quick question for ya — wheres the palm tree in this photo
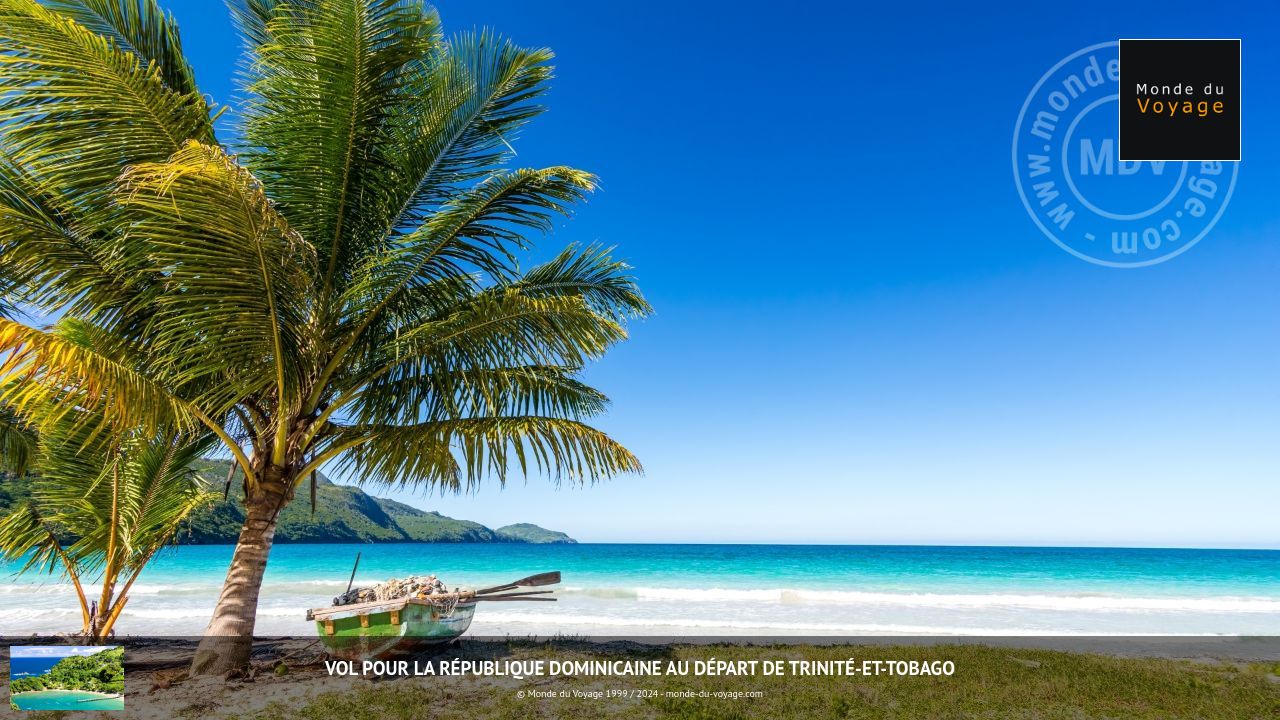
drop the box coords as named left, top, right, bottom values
left=0, top=393, right=215, bottom=642
left=0, top=0, right=648, bottom=673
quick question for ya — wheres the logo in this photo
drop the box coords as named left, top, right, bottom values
left=1012, top=42, right=1237, bottom=267
left=1119, top=39, right=1240, bottom=161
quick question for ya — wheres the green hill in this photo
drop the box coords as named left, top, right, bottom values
left=496, top=523, right=577, bottom=544
left=0, top=464, right=574, bottom=545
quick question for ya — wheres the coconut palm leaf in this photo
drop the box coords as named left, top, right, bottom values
left=0, top=0, right=213, bottom=207
left=332, top=416, right=641, bottom=493
left=235, top=0, right=442, bottom=299
left=40, top=0, right=202, bottom=97
left=113, top=142, right=318, bottom=405
left=385, top=29, right=556, bottom=231
left=0, top=147, right=145, bottom=323
left=0, top=272, right=33, bottom=474
left=38, top=423, right=215, bottom=573
left=0, top=317, right=192, bottom=435
left=0, top=501, right=65, bottom=575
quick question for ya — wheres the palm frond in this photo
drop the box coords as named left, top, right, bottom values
left=0, top=0, right=213, bottom=206
left=50, top=429, right=215, bottom=568
left=41, top=0, right=203, bottom=97
left=0, top=149, right=127, bottom=317
left=511, top=244, right=653, bottom=321
left=0, top=317, right=191, bottom=436
left=236, top=0, right=441, bottom=299
left=335, top=416, right=641, bottom=493
left=348, top=363, right=613, bottom=439
left=343, top=291, right=626, bottom=425
left=380, top=29, right=555, bottom=236
left=225, top=0, right=286, bottom=49
left=0, top=502, right=65, bottom=576
left=115, top=141, right=317, bottom=407
left=338, top=166, right=599, bottom=341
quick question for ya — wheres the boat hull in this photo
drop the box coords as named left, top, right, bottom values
left=313, top=599, right=476, bottom=659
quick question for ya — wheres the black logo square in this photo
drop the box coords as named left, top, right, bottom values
left=1119, top=39, right=1240, bottom=161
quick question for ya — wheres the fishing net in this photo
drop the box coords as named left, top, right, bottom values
left=331, top=575, right=449, bottom=606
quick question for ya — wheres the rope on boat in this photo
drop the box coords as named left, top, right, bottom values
left=433, top=593, right=459, bottom=618
left=333, top=575, right=450, bottom=606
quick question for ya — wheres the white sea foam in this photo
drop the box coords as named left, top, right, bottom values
left=6, top=573, right=1279, bottom=637
left=125, top=606, right=308, bottom=620
left=605, top=587, right=1280, bottom=613
left=0, top=607, right=79, bottom=619
left=125, top=608, right=214, bottom=620
left=472, top=611, right=1208, bottom=636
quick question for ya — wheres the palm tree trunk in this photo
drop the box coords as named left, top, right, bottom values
left=98, top=562, right=146, bottom=640
left=189, top=469, right=292, bottom=675
left=56, top=547, right=92, bottom=636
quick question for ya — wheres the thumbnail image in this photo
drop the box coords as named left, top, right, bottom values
left=9, top=646, right=123, bottom=712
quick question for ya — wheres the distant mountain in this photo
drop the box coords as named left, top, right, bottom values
left=0, top=463, right=575, bottom=545
left=496, top=523, right=577, bottom=544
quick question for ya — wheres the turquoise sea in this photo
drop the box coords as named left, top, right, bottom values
left=2, top=544, right=1278, bottom=636
left=10, top=689, right=124, bottom=711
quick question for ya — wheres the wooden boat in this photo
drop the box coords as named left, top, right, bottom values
left=307, top=594, right=478, bottom=659
left=306, top=571, right=559, bottom=659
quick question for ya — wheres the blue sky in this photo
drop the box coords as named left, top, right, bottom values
left=10, top=646, right=108, bottom=658
left=165, top=1, right=1278, bottom=547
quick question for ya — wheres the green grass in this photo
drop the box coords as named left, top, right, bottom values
left=242, top=642, right=1280, bottom=720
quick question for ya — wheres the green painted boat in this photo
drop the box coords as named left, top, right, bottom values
left=307, top=571, right=560, bottom=659
left=307, top=596, right=477, bottom=659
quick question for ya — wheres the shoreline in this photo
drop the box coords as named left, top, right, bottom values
left=11, top=689, right=124, bottom=698
left=7, top=632, right=1280, bottom=661
left=110, top=541, right=1280, bottom=550
left=9, top=633, right=1280, bottom=662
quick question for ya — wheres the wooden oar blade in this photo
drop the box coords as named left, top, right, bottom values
left=517, top=571, right=561, bottom=587
left=475, top=571, right=561, bottom=595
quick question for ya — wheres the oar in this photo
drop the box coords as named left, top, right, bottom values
left=473, top=590, right=554, bottom=599
left=474, top=571, right=561, bottom=596
left=346, top=552, right=362, bottom=593
left=474, top=595, right=557, bottom=602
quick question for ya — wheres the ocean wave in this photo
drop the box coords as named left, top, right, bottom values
left=0, top=607, right=79, bottom=620
left=126, top=605, right=306, bottom=620
left=592, top=588, right=1280, bottom=613
left=1, top=579, right=353, bottom=598
left=473, top=611, right=1199, bottom=636
left=0, top=582, right=218, bottom=596
left=0, top=583, right=79, bottom=594
left=560, top=586, right=642, bottom=600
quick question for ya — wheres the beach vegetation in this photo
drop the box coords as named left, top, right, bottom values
left=0, top=399, right=215, bottom=640
left=0, top=0, right=646, bottom=673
